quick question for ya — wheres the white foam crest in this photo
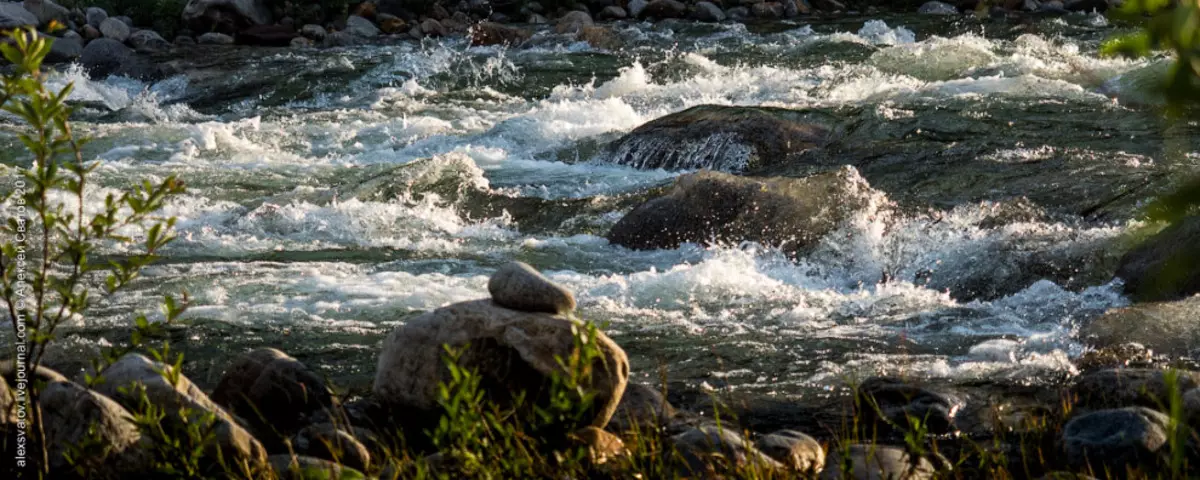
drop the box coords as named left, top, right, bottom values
left=855, top=20, right=917, bottom=46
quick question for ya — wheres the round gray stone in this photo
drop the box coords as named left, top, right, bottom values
left=488, top=261, right=576, bottom=314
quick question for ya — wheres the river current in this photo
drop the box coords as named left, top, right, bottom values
left=9, top=13, right=1196, bottom=402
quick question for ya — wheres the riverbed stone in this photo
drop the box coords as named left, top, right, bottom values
left=855, top=377, right=963, bottom=435
left=819, top=444, right=936, bottom=479
left=183, top=0, right=273, bottom=33
left=300, top=23, right=326, bottom=41
left=98, top=17, right=129, bottom=42
left=23, top=0, right=67, bottom=27
left=488, top=261, right=575, bottom=314
left=345, top=15, right=379, bottom=37
left=211, top=347, right=335, bottom=437
left=693, top=1, right=726, bottom=21
left=85, top=6, right=106, bottom=27
left=373, top=299, right=629, bottom=432
left=640, top=0, right=688, bottom=18
left=918, top=0, right=959, bottom=14
left=377, top=13, right=404, bottom=34
left=752, top=2, right=785, bottom=18
left=606, top=382, right=676, bottom=432
left=128, top=29, right=170, bottom=52
left=268, top=454, right=365, bottom=480
left=1081, top=296, right=1200, bottom=357
left=94, top=353, right=269, bottom=469
left=419, top=18, right=447, bottom=37
left=197, top=32, right=235, bottom=45
left=674, top=425, right=785, bottom=474
left=0, top=3, right=36, bottom=29
left=606, top=167, right=877, bottom=256
left=603, top=105, right=828, bottom=172
left=555, top=10, right=592, bottom=34
left=1062, top=407, right=1169, bottom=473
left=598, top=5, right=628, bottom=19
left=44, top=31, right=82, bottom=62
left=290, top=36, right=313, bottom=47
left=80, top=37, right=159, bottom=79
left=291, top=423, right=372, bottom=472
left=1117, top=216, right=1200, bottom=302
left=757, top=429, right=825, bottom=474
left=469, top=21, right=530, bottom=46
left=1070, top=368, right=1200, bottom=411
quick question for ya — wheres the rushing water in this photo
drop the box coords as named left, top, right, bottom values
left=5, top=13, right=1197, bottom=402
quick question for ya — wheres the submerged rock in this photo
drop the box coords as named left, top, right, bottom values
left=606, top=167, right=878, bottom=255
left=756, top=429, right=826, bottom=474
left=1081, top=296, right=1200, bottom=357
left=373, top=299, right=629, bottom=431
left=1117, top=216, right=1200, bottom=302
left=819, top=444, right=937, bottom=479
left=488, top=261, right=576, bottom=314
left=1062, top=407, right=1168, bottom=473
left=603, top=105, right=828, bottom=172
left=211, top=347, right=335, bottom=437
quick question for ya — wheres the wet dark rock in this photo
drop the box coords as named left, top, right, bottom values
left=80, top=38, right=160, bottom=80
left=237, top=24, right=297, bottom=46
left=373, top=299, right=629, bottom=432
left=45, top=32, right=82, bottom=63
left=98, top=17, right=130, bottom=42
left=183, top=0, right=273, bottom=34
left=692, top=1, right=726, bottom=21
left=82, top=24, right=100, bottom=40
left=751, top=2, right=785, bottom=18
left=819, top=444, right=936, bottom=479
left=23, top=0, right=67, bottom=27
left=488, top=261, right=576, bottom=314
left=175, top=35, right=196, bottom=46
left=377, top=13, right=405, bottom=34
left=469, top=21, right=530, bottom=46
left=1062, top=407, right=1169, bottom=473
left=756, top=429, right=826, bottom=474
left=598, top=5, right=628, bottom=19
left=673, top=425, right=785, bottom=474
left=290, top=36, right=313, bottom=47
left=268, top=454, right=365, bottom=480
left=345, top=14, right=380, bottom=37
left=197, top=32, right=235, bottom=45
left=918, top=0, right=959, bottom=14
left=419, top=18, right=447, bottom=37
left=1070, top=368, right=1200, bottom=411
left=113, top=15, right=132, bottom=27
left=555, top=10, right=592, bottom=34
left=577, top=25, right=621, bottom=50
left=606, top=383, right=676, bottom=433
left=85, top=6, right=106, bottom=28
left=527, top=13, right=549, bottom=23
left=627, top=0, right=648, bottom=16
left=855, top=377, right=963, bottom=435
left=1116, top=216, right=1200, bottom=302
left=291, top=423, right=372, bottom=472
left=211, top=347, right=335, bottom=437
left=640, top=0, right=688, bottom=18
left=606, top=167, right=877, bottom=255
left=1081, top=297, right=1200, bottom=357
left=128, top=29, right=170, bottom=52
left=603, top=105, right=827, bottom=172
left=324, top=30, right=357, bottom=46
left=726, top=6, right=750, bottom=19
left=300, top=23, right=327, bottom=40
left=1074, top=343, right=1157, bottom=372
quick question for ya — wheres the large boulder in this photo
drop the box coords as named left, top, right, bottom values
left=606, top=167, right=878, bottom=255
left=373, top=293, right=629, bottom=432
left=93, top=353, right=268, bottom=470
left=1062, top=407, right=1169, bottom=473
left=210, top=348, right=335, bottom=437
left=1080, top=296, right=1200, bottom=357
left=1117, top=216, right=1200, bottom=302
left=79, top=38, right=159, bottom=80
left=0, top=2, right=37, bottom=29
left=182, top=0, right=272, bottom=34
left=37, top=379, right=151, bottom=477
left=604, top=105, right=828, bottom=172
left=22, top=0, right=66, bottom=27
left=819, top=444, right=937, bottom=479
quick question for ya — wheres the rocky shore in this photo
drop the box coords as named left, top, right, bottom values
left=1, top=0, right=1120, bottom=80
